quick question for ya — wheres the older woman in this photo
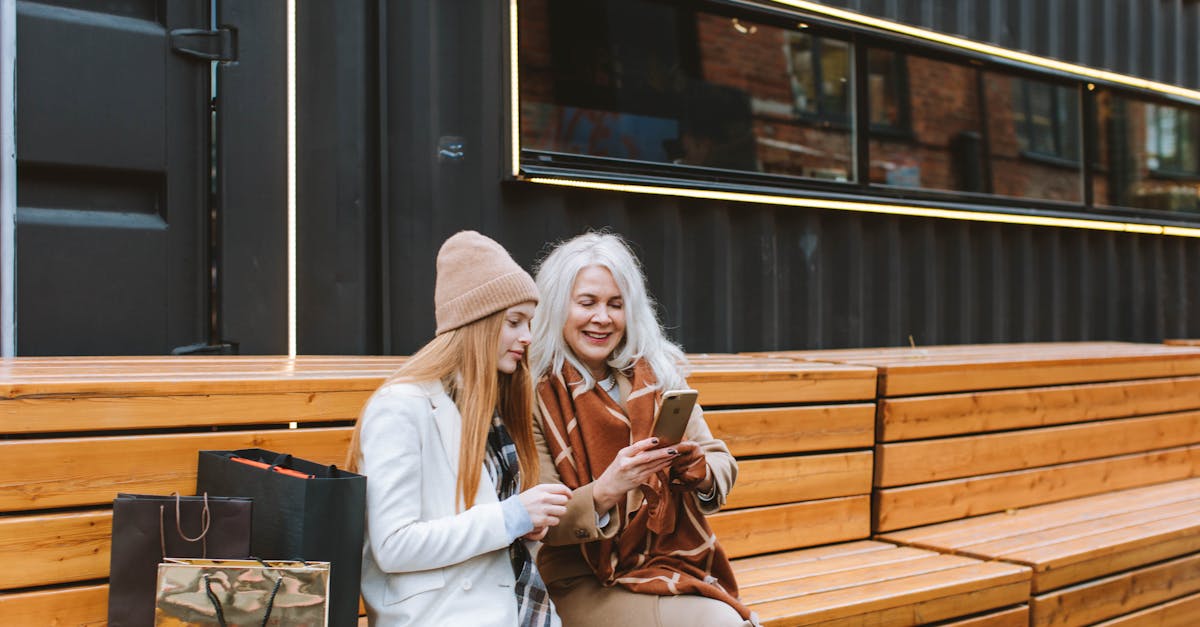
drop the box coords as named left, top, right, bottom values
left=529, top=232, right=754, bottom=626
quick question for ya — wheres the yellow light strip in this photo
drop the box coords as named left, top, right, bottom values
left=774, top=0, right=1200, bottom=104
left=286, top=0, right=297, bottom=358
left=509, top=0, right=521, bottom=177
left=525, top=177, right=1200, bottom=237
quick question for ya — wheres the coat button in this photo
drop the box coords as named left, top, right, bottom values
left=461, top=579, right=472, bottom=591
left=574, top=528, right=588, bottom=539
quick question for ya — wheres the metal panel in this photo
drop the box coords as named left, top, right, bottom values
left=216, top=0, right=287, bottom=354
left=15, top=0, right=208, bottom=355
left=359, top=0, right=1200, bottom=355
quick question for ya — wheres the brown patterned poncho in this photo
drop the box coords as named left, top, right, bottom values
left=536, top=360, right=750, bottom=619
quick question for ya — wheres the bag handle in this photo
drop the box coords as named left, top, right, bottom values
left=203, top=569, right=285, bottom=627
left=158, top=492, right=211, bottom=558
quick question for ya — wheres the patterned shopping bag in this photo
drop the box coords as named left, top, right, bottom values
left=154, top=558, right=330, bottom=626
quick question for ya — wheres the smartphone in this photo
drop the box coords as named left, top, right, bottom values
left=651, top=389, right=699, bottom=446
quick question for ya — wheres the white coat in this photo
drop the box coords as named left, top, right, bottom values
left=357, top=379, right=519, bottom=626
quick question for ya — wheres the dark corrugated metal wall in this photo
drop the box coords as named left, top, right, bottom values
left=297, top=0, right=1200, bottom=355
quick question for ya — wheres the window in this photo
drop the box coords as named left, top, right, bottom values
left=518, top=0, right=854, bottom=181
left=516, top=0, right=1200, bottom=221
left=1146, top=104, right=1200, bottom=177
left=1013, top=79, right=1080, bottom=163
left=985, top=74, right=1082, bottom=202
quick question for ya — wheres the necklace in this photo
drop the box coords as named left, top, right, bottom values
left=598, top=373, right=617, bottom=393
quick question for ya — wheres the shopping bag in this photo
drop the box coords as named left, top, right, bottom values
left=154, top=558, right=330, bottom=626
left=108, top=492, right=253, bottom=627
left=196, top=449, right=365, bottom=627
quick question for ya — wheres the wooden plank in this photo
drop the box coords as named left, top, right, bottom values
left=879, top=376, right=1200, bottom=441
left=724, top=453, right=872, bottom=511
left=1031, top=552, right=1200, bottom=627
left=880, top=478, right=1200, bottom=550
left=807, top=585, right=1030, bottom=627
left=876, top=411, right=1200, bottom=487
left=1092, top=591, right=1200, bottom=626
left=705, top=404, right=875, bottom=457
left=877, top=355, right=1200, bottom=396
left=752, top=561, right=1030, bottom=626
left=0, top=584, right=107, bottom=626
left=941, top=605, right=1030, bottom=627
left=0, top=427, right=352, bottom=511
left=736, top=545, right=934, bottom=588
left=0, top=390, right=370, bottom=434
left=874, top=446, right=1200, bottom=531
left=743, top=553, right=980, bottom=605
left=687, top=367, right=877, bottom=405
left=0, top=509, right=110, bottom=589
left=709, top=496, right=870, bottom=558
left=731, top=541, right=894, bottom=574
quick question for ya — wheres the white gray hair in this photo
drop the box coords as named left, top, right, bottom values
left=531, top=232, right=688, bottom=391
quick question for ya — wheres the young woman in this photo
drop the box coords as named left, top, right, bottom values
left=529, top=232, right=756, bottom=626
left=348, top=230, right=572, bottom=626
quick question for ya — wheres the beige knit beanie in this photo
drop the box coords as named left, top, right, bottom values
left=434, top=230, right=539, bottom=334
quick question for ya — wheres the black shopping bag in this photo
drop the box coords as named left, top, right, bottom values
left=108, top=492, right=252, bottom=627
left=196, top=449, right=366, bottom=627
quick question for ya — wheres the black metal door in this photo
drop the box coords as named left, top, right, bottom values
left=16, top=0, right=211, bottom=355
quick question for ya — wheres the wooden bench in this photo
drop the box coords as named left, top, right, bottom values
left=0, top=356, right=406, bottom=625
left=687, top=355, right=1032, bottom=626
left=763, top=343, right=1200, bottom=626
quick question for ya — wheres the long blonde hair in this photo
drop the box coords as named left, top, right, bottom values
left=346, top=309, right=539, bottom=509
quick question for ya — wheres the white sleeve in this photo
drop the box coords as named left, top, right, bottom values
left=360, top=390, right=511, bottom=573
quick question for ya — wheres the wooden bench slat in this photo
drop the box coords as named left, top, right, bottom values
left=0, top=390, right=369, bottom=434
left=742, top=553, right=980, bottom=604
left=0, top=584, right=107, bottom=626
left=1029, top=522, right=1200, bottom=594
left=688, top=368, right=877, bottom=405
left=1031, top=552, right=1200, bottom=627
left=1092, top=590, right=1200, bottom=626
left=0, top=509, right=110, bottom=590
left=751, top=561, right=1030, bottom=626
left=963, top=500, right=1200, bottom=560
left=731, top=540, right=892, bottom=574
left=724, top=453, right=872, bottom=511
left=879, top=376, right=1200, bottom=441
left=874, top=446, right=1200, bottom=531
left=709, top=496, right=870, bottom=558
left=940, top=605, right=1030, bottom=627
left=881, top=478, right=1200, bottom=548
left=0, top=428, right=352, bottom=511
left=705, top=404, right=875, bottom=457
left=876, top=411, right=1200, bottom=487
left=736, top=546, right=933, bottom=588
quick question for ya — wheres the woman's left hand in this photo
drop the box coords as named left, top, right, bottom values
left=670, top=441, right=713, bottom=493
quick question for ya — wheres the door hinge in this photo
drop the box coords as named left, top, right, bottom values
left=170, top=27, right=237, bottom=63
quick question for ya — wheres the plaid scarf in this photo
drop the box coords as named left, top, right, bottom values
left=485, top=413, right=557, bottom=627
left=536, top=361, right=751, bottom=620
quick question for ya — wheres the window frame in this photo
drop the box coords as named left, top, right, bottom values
left=511, top=0, right=1200, bottom=227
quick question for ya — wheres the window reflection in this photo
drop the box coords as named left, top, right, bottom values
left=984, top=74, right=1081, bottom=202
left=518, top=0, right=854, bottom=180
left=869, top=53, right=982, bottom=193
left=1096, top=93, right=1200, bottom=213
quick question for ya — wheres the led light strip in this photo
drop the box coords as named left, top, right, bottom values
left=525, top=177, right=1200, bottom=238
left=773, top=0, right=1200, bottom=103
left=509, top=0, right=521, bottom=177
left=286, top=0, right=297, bottom=358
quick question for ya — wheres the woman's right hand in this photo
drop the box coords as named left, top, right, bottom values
left=518, top=483, right=573, bottom=529
left=592, top=438, right=678, bottom=513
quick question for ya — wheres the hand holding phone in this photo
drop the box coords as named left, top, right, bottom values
left=651, top=389, right=699, bottom=446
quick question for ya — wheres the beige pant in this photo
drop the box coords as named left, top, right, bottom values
left=549, top=575, right=757, bottom=627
